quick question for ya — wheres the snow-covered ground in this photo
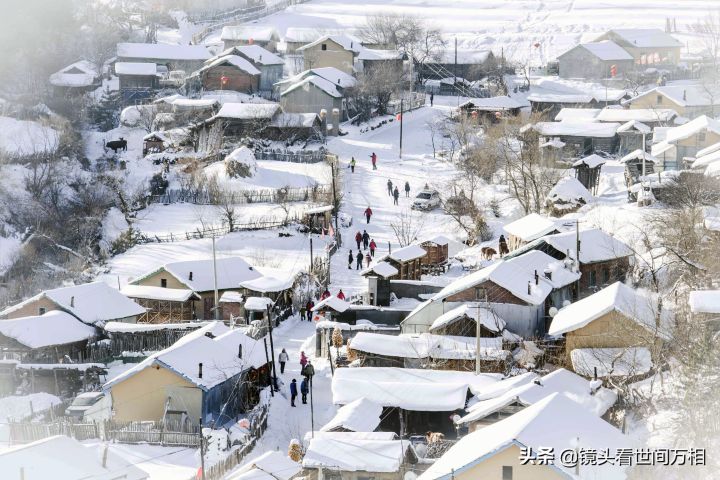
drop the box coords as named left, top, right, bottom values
left=0, top=116, right=58, bottom=156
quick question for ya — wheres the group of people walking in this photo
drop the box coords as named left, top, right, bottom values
left=387, top=179, right=411, bottom=205
left=350, top=230, right=377, bottom=269
left=281, top=349, right=316, bottom=407
left=349, top=152, right=378, bottom=173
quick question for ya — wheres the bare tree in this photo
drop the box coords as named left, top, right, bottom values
left=216, top=191, right=239, bottom=232
left=690, top=9, right=720, bottom=71
left=390, top=210, right=425, bottom=247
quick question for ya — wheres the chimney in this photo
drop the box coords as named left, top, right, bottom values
left=534, top=270, right=539, bottom=285
left=238, top=344, right=243, bottom=359
left=683, top=90, right=687, bottom=101
left=70, top=296, right=75, bottom=308
left=189, top=271, right=193, bottom=281
left=198, top=363, right=203, bottom=379
left=544, top=268, right=552, bottom=281
left=527, top=281, right=532, bottom=295
left=331, top=108, right=340, bottom=136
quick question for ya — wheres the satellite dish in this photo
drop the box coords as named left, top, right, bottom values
left=548, top=307, right=558, bottom=317
left=562, top=300, right=571, bottom=307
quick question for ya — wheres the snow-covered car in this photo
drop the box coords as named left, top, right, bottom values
left=65, top=392, right=105, bottom=420
left=412, top=189, right=441, bottom=211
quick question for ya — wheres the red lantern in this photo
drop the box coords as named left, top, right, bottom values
left=248, top=37, right=254, bottom=45
left=494, top=111, right=502, bottom=118
left=221, top=75, right=229, bottom=85
left=396, top=113, right=402, bottom=121
left=610, top=64, right=617, bottom=78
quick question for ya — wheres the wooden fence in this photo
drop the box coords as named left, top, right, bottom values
left=254, top=149, right=329, bottom=163
left=8, top=419, right=101, bottom=445
left=136, top=220, right=287, bottom=244
left=147, top=184, right=332, bottom=206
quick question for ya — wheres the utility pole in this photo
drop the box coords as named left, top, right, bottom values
left=266, top=305, right=278, bottom=394
left=641, top=132, right=647, bottom=177
left=399, top=99, right=404, bottom=158
left=263, top=338, right=274, bottom=397
left=575, top=219, right=581, bottom=297
left=454, top=37, right=458, bottom=106
left=212, top=236, right=219, bottom=321
left=310, top=375, right=315, bottom=438
left=199, top=418, right=206, bottom=480
left=330, top=159, right=340, bottom=244
left=309, top=238, right=314, bottom=272
left=475, top=302, right=482, bottom=375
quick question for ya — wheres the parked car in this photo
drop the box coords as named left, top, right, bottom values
left=412, top=189, right=441, bottom=211
left=65, top=392, right=105, bottom=420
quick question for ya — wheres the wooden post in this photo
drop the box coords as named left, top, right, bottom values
left=263, top=338, right=273, bottom=397
left=199, top=418, right=206, bottom=480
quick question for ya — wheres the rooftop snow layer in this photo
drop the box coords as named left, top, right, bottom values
left=388, top=244, right=427, bottom=262
left=620, top=149, right=658, bottom=163
left=296, top=34, right=363, bottom=53
left=244, top=296, right=273, bottom=311
left=226, top=451, right=300, bottom=480
left=579, top=41, right=633, bottom=61
left=554, top=108, right=600, bottom=122
left=360, top=261, right=399, bottom=278
left=603, top=28, right=683, bottom=48
left=527, top=93, right=594, bottom=104
left=320, top=397, right=383, bottom=432
left=616, top=120, right=652, bottom=134
left=114, top=62, right=158, bottom=76
left=121, top=284, right=198, bottom=302
left=534, top=121, right=620, bottom=137
left=572, top=154, right=607, bottom=168
left=212, top=102, right=280, bottom=120
left=281, top=75, right=343, bottom=98
left=228, top=45, right=284, bottom=65
left=595, top=108, right=676, bottom=123
left=571, top=347, right=652, bottom=377
left=198, top=55, right=261, bottom=76
left=664, top=115, right=720, bottom=144
left=132, top=256, right=261, bottom=292
left=357, top=49, right=404, bottom=60
left=349, top=332, right=504, bottom=360
left=429, top=304, right=507, bottom=333
left=689, top=290, right=720, bottom=314
left=629, top=85, right=720, bottom=108
left=0, top=311, right=96, bottom=349
left=311, top=295, right=350, bottom=313
left=49, top=60, right=98, bottom=87
left=117, top=42, right=210, bottom=61
left=458, top=96, right=523, bottom=111
left=220, top=25, right=279, bottom=42
left=104, top=321, right=208, bottom=333
left=544, top=228, right=633, bottom=263
left=503, top=213, right=558, bottom=242
left=239, top=274, right=294, bottom=292
left=303, top=436, right=409, bottom=472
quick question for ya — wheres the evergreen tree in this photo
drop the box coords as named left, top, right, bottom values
left=89, top=88, right=122, bottom=131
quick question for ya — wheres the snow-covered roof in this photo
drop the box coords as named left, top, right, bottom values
left=605, top=28, right=683, bottom=48
left=303, top=436, right=409, bottom=473
left=596, top=108, right=676, bottom=123
left=143, top=128, right=192, bottom=145
left=120, top=284, right=198, bottom=302
left=620, top=149, right=658, bottom=164
left=349, top=332, right=504, bottom=360
left=429, top=304, right=506, bottom=333
left=0, top=311, right=96, bottom=349
left=534, top=121, right=620, bottom=138
left=572, top=153, right=606, bottom=169
left=421, top=393, right=629, bottom=480
left=0, top=435, right=148, bottom=480
left=503, top=213, right=559, bottom=242
left=114, top=62, right=158, bottom=76
left=269, top=112, right=320, bottom=128
left=220, top=25, right=279, bottom=42
left=693, top=148, right=720, bottom=169
left=281, top=75, right=344, bottom=99
left=244, top=296, right=273, bottom=311
left=628, top=85, right=720, bottom=108
left=549, top=282, right=672, bottom=339
left=198, top=55, right=261, bottom=76
left=540, top=138, right=565, bottom=148
left=132, top=256, right=261, bottom=292
left=421, top=234, right=452, bottom=246
left=358, top=49, right=404, bottom=61
left=311, top=295, right=350, bottom=313
left=527, top=93, right=594, bottom=104
left=360, top=261, right=399, bottom=279
left=578, top=41, right=633, bottom=61
left=297, top=34, right=363, bottom=53
left=49, top=60, right=98, bottom=87
left=332, top=367, right=500, bottom=411
left=212, top=102, right=280, bottom=120
left=226, top=451, right=300, bottom=480
left=697, top=141, right=720, bottom=158
left=171, top=98, right=219, bottom=109
left=320, top=397, right=383, bottom=432
left=117, top=43, right=211, bottom=61
left=226, top=45, right=284, bottom=65
left=664, top=115, right=720, bottom=144
left=104, top=321, right=208, bottom=333
left=0, top=282, right=145, bottom=326
left=471, top=371, right=539, bottom=401
left=617, top=120, right=652, bottom=134
left=276, top=67, right=356, bottom=90
left=571, top=347, right=652, bottom=377
left=388, top=244, right=427, bottom=262
left=546, top=177, right=593, bottom=206
left=554, top=108, right=600, bottom=122
left=104, top=322, right=267, bottom=391
left=284, top=27, right=351, bottom=43
left=689, top=290, right=720, bottom=314
left=431, top=250, right=580, bottom=306
left=543, top=228, right=633, bottom=264
left=458, top=96, right=523, bottom=112
left=239, top=274, right=294, bottom=293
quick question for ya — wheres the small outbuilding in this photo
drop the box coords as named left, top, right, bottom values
left=572, top=154, right=606, bottom=194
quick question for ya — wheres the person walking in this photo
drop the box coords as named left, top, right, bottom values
left=320, top=288, right=330, bottom=300
left=369, top=239, right=377, bottom=257
left=393, top=186, right=400, bottom=205
left=356, top=250, right=364, bottom=270
left=302, top=360, right=315, bottom=380
left=306, top=299, right=315, bottom=320
left=430, top=92, right=434, bottom=106
left=498, top=234, right=509, bottom=257
left=387, top=179, right=393, bottom=196
left=300, top=351, right=308, bottom=369
left=355, top=231, right=362, bottom=249
left=362, top=230, right=370, bottom=250
left=365, top=252, right=372, bottom=268
left=350, top=157, right=356, bottom=173
left=337, top=289, right=346, bottom=300
left=278, top=348, right=289, bottom=374
left=364, top=206, right=373, bottom=224
left=370, top=152, right=377, bottom=170
left=289, top=379, right=298, bottom=407
left=300, top=378, right=309, bottom=404
left=404, top=181, right=410, bottom=197
left=348, top=250, right=353, bottom=269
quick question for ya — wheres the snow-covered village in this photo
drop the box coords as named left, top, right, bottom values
left=0, top=0, right=719, bottom=478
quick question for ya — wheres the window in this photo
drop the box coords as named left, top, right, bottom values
left=38, top=307, right=46, bottom=315
left=321, top=43, right=327, bottom=51
left=502, top=466, right=513, bottom=480
left=603, top=268, right=611, bottom=284
left=589, top=270, right=597, bottom=287
left=161, top=278, right=167, bottom=288
left=698, top=131, right=706, bottom=142
left=475, top=287, right=487, bottom=301
left=656, top=95, right=663, bottom=105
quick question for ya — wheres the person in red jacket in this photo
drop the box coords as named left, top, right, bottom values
left=337, top=289, right=346, bottom=300
left=320, top=288, right=330, bottom=300
left=370, top=152, right=377, bottom=170
left=364, top=206, right=373, bottom=224
left=369, top=239, right=377, bottom=257
left=355, top=231, right=362, bottom=249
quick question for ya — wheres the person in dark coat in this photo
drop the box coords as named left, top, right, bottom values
left=300, top=378, right=309, bottom=404
left=290, top=379, right=298, bottom=407
left=302, top=361, right=315, bottom=380
left=362, top=230, right=370, bottom=249
left=356, top=250, right=364, bottom=270
left=365, top=252, right=372, bottom=268
left=393, top=186, right=400, bottom=205
left=404, top=181, right=411, bottom=197
left=430, top=92, right=434, bottom=106
left=364, top=207, right=373, bottom=224
left=498, top=234, right=509, bottom=256
left=387, top=179, right=393, bottom=196
left=369, top=239, right=377, bottom=257
left=306, top=299, right=315, bottom=320
left=355, top=231, right=362, bottom=249
left=348, top=250, right=354, bottom=269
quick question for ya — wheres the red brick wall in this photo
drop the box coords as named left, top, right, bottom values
left=446, top=280, right=526, bottom=305
left=579, top=257, right=630, bottom=294
left=202, top=65, right=258, bottom=92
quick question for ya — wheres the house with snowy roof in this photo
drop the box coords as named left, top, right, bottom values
left=402, top=250, right=581, bottom=337
left=277, top=67, right=357, bottom=123
left=116, top=42, right=211, bottom=72
left=503, top=213, right=560, bottom=251
left=297, top=34, right=363, bottom=75
left=689, top=290, right=720, bottom=329
left=455, top=368, right=617, bottom=432
left=419, top=393, right=630, bottom=480
left=375, top=244, right=428, bottom=281
left=505, top=228, right=633, bottom=295
left=48, top=60, right=100, bottom=96
left=220, top=25, right=280, bottom=52
left=191, top=54, right=261, bottom=93
left=420, top=49, right=496, bottom=81
left=203, top=102, right=282, bottom=138
left=130, top=256, right=261, bottom=320
left=357, top=48, right=406, bottom=76
left=624, top=85, right=720, bottom=120
left=571, top=154, right=606, bottom=193
left=549, top=282, right=672, bottom=378
left=0, top=281, right=144, bottom=326
left=650, top=115, right=720, bottom=170
left=557, top=40, right=634, bottom=80
left=595, top=28, right=683, bottom=67
left=218, top=45, right=284, bottom=91
left=321, top=397, right=383, bottom=433
left=226, top=450, right=301, bottom=480
left=533, top=121, right=621, bottom=158
left=104, top=322, right=268, bottom=426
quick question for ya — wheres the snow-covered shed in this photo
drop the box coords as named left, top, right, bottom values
left=375, top=244, right=427, bottom=281
left=204, top=102, right=281, bottom=137
left=428, top=303, right=510, bottom=340
left=533, top=121, right=621, bottom=157
left=456, top=368, right=617, bottom=432
left=571, top=153, right=606, bottom=193
left=527, top=93, right=598, bottom=119
left=557, top=40, right=634, bottom=80
left=104, top=322, right=268, bottom=426
left=419, top=393, right=630, bottom=480
left=0, top=281, right=145, bottom=326
left=226, top=451, right=300, bottom=480
left=503, top=213, right=559, bottom=250
left=120, top=284, right=200, bottom=323
left=0, top=311, right=96, bottom=362
left=321, top=397, right=383, bottom=433
left=48, top=60, right=100, bottom=95
left=130, top=256, right=261, bottom=320
left=220, top=25, right=281, bottom=51
left=219, top=45, right=284, bottom=92
left=457, top=96, right=523, bottom=121
left=193, top=55, right=261, bottom=93
left=0, top=435, right=148, bottom=480
left=545, top=176, right=593, bottom=215
left=549, top=282, right=671, bottom=373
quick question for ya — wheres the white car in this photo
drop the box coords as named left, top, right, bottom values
left=65, top=392, right=106, bottom=420
left=412, top=189, right=441, bottom=211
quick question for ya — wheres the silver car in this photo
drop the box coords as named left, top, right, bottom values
left=412, top=189, right=441, bottom=211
